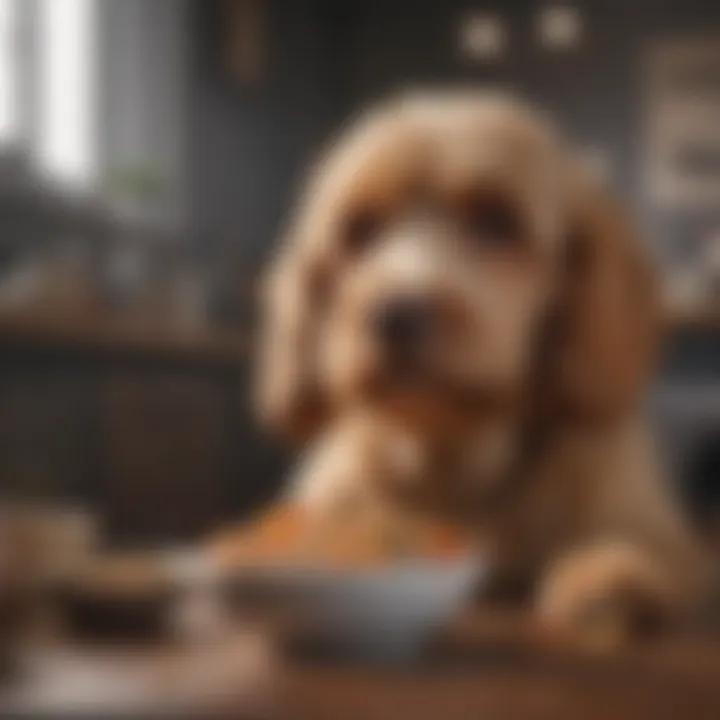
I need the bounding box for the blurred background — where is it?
[0,0,717,546]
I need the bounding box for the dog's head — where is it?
[258,92,660,443]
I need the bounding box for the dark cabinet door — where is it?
[101,370,231,544]
[0,346,282,545]
[0,358,97,502]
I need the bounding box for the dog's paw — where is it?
[537,541,676,649]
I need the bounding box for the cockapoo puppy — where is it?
[256,90,704,644]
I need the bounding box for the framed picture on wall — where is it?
[643,38,720,322]
[644,38,720,210]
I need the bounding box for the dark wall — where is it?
[188,0,353,262]
[190,0,720,263]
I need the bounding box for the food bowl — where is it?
[223,555,484,664]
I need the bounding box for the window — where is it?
[0,0,19,146]
[35,0,99,191]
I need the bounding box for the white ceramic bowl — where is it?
[226,556,485,663]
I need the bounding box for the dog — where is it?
[256,90,705,644]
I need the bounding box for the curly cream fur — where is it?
[257,91,705,643]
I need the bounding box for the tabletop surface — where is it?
[3,605,720,719]
[281,606,720,720]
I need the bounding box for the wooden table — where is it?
[4,606,720,719]
[281,607,720,720]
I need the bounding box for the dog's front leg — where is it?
[536,540,687,648]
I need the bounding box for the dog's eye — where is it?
[468,200,521,248]
[344,210,381,254]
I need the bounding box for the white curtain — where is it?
[35,0,98,191]
[0,0,19,146]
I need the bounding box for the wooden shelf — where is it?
[0,308,250,366]
[0,301,714,368]
[666,306,720,332]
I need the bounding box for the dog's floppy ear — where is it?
[547,165,662,422]
[255,201,332,444]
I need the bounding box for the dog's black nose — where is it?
[372,297,435,349]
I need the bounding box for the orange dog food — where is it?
[209,504,470,568]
